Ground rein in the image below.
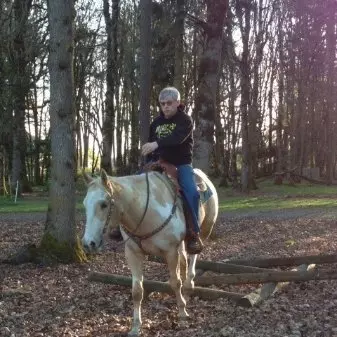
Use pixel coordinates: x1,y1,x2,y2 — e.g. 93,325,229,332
122,171,151,238
109,171,178,252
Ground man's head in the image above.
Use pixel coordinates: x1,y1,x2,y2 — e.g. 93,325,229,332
158,87,181,119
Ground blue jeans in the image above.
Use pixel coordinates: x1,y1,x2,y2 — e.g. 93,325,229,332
177,164,200,234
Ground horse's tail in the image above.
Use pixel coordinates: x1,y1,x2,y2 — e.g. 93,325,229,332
193,168,219,240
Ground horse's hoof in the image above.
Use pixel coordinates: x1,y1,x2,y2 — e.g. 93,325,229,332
183,280,195,291
128,331,140,337
178,311,190,321
178,315,191,328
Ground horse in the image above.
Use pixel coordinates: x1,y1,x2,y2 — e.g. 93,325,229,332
82,168,218,336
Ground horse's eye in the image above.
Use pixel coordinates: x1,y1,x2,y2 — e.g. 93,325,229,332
101,202,108,209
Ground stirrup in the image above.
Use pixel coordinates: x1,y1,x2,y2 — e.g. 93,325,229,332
185,234,203,254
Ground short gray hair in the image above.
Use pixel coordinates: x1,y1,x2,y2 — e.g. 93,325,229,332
158,87,181,101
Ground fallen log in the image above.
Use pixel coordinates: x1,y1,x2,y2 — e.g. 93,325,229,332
88,272,244,302
148,255,273,274
237,264,316,308
227,253,337,268
196,260,274,274
196,267,337,286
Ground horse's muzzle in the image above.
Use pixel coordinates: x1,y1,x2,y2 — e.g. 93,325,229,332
82,238,103,253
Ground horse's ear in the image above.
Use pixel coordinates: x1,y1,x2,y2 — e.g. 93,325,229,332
100,169,109,185
83,170,93,185
100,169,122,194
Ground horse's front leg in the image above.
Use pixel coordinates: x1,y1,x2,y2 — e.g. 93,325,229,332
178,241,188,283
165,248,189,319
125,244,145,337
184,254,198,291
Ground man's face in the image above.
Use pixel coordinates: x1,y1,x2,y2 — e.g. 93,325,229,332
159,96,180,119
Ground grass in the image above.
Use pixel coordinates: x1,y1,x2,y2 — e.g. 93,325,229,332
255,179,337,196
219,196,337,212
1,178,337,214
0,195,84,213
217,179,337,212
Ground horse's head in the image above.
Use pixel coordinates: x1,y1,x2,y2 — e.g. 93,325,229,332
81,169,122,253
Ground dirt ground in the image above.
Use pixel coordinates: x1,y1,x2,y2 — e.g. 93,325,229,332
1,208,337,337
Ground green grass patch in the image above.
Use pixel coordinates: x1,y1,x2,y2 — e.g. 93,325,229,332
256,179,337,196
215,178,337,212
0,196,84,213
219,195,337,212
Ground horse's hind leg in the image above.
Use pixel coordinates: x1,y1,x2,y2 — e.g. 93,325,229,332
165,248,189,319
125,244,145,337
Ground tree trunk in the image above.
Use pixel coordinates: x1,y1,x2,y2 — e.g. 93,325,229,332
325,4,336,184
139,0,152,147
31,85,42,185
237,2,254,191
193,0,229,173
42,0,86,264
268,52,276,176
10,0,32,195
226,20,239,184
276,4,285,174
173,0,185,93
101,0,119,174
250,1,262,180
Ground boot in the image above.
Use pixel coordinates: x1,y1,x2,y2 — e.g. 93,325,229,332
109,226,123,242
185,232,203,254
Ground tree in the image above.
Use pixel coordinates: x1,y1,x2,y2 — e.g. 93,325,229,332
324,0,336,184
139,0,152,148
10,0,33,195
235,0,254,191
101,0,120,174
193,0,229,173
40,0,86,263
173,0,185,92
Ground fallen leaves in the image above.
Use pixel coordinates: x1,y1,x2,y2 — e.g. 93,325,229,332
1,212,337,336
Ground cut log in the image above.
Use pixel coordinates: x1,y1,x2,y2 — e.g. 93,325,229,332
228,253,337,268
88,272,244,301
148,255,273,274
195,260,273,274
237,264,316,308
196,267,337,286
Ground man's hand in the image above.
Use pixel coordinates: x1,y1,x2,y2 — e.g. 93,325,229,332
141,142,158,156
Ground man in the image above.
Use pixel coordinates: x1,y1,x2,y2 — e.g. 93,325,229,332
110,86,203,254
141,86,203,254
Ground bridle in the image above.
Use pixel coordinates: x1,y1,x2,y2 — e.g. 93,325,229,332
105,171,178,251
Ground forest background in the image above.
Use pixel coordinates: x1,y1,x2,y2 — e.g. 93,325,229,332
1,0,336,196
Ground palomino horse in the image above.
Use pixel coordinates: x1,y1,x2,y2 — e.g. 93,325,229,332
82,169,218,336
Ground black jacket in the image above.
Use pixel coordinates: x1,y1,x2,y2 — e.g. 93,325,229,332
147,105,193,166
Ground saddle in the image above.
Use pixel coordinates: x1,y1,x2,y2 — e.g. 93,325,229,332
143,159,208,192
143,159,206,240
